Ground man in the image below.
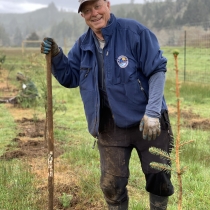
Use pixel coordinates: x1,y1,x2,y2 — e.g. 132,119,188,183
41,0,174,209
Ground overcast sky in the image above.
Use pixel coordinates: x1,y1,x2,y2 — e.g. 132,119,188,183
0,0,145,13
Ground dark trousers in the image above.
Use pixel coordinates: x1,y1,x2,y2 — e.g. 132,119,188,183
98,107,174,205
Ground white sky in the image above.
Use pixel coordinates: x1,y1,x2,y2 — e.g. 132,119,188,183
0,1,46,13
0,0,145,13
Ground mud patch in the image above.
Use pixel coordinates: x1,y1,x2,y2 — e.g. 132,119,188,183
54,184,80,209
1,139,63,160
1,118,63,160
16,117,45,138
169,108,200,119
187,119,210,130
169,107,210,130
1,150,26,160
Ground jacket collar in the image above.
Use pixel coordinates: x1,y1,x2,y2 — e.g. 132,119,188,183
101,13,116,40
80,13,116,51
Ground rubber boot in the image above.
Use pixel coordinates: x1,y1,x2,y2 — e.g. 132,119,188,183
108,200,128,210
149,193,168,210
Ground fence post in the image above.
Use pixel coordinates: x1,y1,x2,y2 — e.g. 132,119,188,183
22,41,24,54
184,31,186,82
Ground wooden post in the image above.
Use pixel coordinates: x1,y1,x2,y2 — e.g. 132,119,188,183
173,52,182,210
22,41,24,54
46,52,54,210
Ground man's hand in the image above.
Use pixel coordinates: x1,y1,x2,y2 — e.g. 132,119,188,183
139,115,161,141
41,37,60,57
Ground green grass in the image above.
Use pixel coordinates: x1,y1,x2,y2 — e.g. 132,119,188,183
0,47,210,209
0,160,39,210
0,105,39,210
0,105,17,155
164,79,210,117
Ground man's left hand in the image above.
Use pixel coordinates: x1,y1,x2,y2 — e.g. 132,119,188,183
41,37,60,57
139,115,161,141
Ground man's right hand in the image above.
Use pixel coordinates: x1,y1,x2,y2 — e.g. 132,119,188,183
41,37,60,57
139,114,161,141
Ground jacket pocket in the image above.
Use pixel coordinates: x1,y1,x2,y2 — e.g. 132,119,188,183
79,66,94,91
124,79,148,105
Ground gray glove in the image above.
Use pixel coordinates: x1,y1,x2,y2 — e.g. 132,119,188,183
41,37,60,57
139,115,161,141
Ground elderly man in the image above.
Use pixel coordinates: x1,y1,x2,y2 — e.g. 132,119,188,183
41,0,174,209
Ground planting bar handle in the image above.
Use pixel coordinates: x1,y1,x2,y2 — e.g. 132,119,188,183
46,52,54,210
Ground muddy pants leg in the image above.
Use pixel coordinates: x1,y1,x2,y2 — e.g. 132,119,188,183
98,142,132,210
100,172,129,210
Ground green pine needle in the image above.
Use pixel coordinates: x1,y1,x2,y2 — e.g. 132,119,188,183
149,147,174,161
150,162,172,174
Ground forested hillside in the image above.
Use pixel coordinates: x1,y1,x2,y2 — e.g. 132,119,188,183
0,0,209,47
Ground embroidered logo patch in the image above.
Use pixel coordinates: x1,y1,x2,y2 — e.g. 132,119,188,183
117,55,129,68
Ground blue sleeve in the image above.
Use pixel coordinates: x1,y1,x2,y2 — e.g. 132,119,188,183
145,72,165,118
51,42,81,88
137,29,167,77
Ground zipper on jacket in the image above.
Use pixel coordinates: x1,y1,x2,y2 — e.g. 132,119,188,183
103,52,115,121
80,67,91,78
93,63,100,141
138,79,148,100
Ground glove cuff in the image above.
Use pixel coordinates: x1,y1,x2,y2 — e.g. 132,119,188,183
52,48,60,57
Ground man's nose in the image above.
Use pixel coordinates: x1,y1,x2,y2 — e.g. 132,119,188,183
91,8,98,16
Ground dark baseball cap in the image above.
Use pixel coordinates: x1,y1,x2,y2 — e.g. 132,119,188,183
78,0,96,13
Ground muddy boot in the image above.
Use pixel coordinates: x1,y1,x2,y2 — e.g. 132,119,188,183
149,193,168,210
108,200,128,210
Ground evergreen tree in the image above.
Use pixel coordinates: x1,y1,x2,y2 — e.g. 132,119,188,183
182,0,204,25
0,24,10,46
13,27,23,47
50,20,73,46
26,32,40,47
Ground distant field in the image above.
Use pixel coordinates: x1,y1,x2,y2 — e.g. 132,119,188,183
1,46,210,83
162,46,210,83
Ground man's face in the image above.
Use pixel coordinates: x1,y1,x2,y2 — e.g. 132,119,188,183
81,0,111,35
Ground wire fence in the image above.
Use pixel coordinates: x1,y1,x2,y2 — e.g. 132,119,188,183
154,24,210,84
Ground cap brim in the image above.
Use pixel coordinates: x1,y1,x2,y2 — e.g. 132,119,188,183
78,4,83,13
78,0,95,13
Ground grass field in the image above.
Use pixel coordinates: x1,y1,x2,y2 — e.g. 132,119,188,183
0,47,210,209
162,46,210,83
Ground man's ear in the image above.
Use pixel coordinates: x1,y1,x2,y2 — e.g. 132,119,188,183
107,1,111,10
81,13,84,18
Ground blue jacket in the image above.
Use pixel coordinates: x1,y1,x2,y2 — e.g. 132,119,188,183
51,14,168,137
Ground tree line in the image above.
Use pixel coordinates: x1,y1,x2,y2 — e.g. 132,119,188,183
115,0,210,29
0,0,210,47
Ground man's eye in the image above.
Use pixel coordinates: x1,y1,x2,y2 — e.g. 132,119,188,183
85,9,90,13
95,3,102,9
